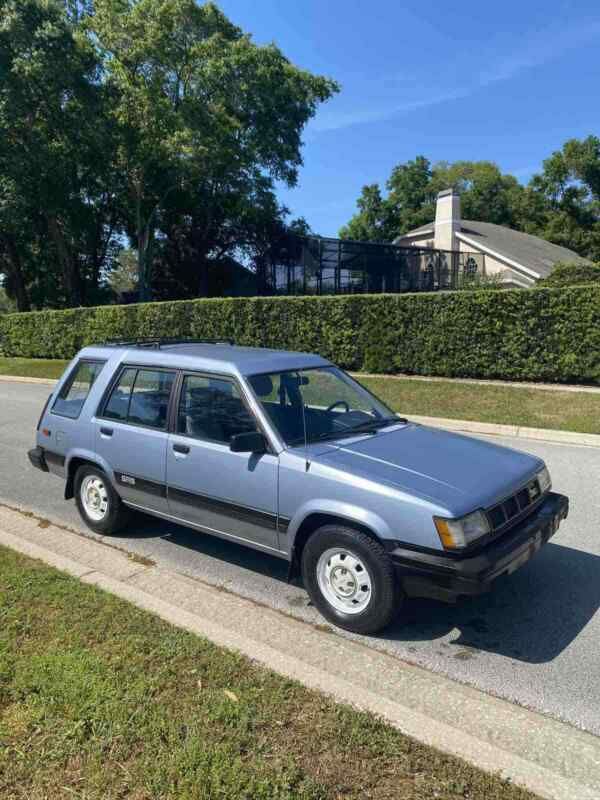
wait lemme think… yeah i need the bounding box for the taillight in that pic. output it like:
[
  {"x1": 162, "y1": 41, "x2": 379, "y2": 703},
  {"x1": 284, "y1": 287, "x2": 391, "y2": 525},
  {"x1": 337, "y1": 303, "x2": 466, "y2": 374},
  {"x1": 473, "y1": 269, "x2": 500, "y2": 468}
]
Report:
[{"x1": 37, "y1": 393, "x2": 52, "y2": 430}]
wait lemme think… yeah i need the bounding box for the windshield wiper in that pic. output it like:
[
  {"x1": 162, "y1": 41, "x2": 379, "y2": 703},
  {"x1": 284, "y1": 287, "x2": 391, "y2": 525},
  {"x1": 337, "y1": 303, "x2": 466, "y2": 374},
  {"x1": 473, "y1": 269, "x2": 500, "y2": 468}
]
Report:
[
  {"x1": 293, "y1": 416, "x2": 407, "y2": 446},
  {"x1": 346, "y1": 416, "x2": 407, "y2": 434}
]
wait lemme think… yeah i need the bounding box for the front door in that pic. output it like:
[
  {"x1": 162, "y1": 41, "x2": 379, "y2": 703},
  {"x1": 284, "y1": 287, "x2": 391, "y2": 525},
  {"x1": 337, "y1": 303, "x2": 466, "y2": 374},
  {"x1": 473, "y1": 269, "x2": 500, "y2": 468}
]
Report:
[
  {"x1": 166, "y1": 372, "x2": 280, "y2": 553},
  {"x1": 94, "y1": 366, "x2": 176, "y2": 512}
]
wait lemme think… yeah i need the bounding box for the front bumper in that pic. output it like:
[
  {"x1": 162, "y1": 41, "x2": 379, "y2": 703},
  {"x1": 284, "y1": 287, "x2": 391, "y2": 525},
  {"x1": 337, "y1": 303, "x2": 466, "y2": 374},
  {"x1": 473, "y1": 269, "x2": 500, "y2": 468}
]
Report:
[
  {"x1": 28, "y1": 446, "x2": 49, "y2": 473},
  {"x1": 391, "y1": 492, "x2": 569, "y2": 603}
]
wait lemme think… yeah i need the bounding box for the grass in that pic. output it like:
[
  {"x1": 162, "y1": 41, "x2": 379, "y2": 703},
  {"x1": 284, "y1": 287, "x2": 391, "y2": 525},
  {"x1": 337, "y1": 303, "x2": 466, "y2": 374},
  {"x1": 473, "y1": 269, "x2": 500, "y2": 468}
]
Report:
[
  {"x1": 1, "y1": 355, "x2": 599, "y2": 435},
  {"x1": 0, "y1": 357, "x2": 69, "y2": 379},
  {"x1": 0, "y1": 546, "x2": 536, "y2": 800},
  {"x1": 360, "y1": 375, "x2": 600, "y2": 435}
]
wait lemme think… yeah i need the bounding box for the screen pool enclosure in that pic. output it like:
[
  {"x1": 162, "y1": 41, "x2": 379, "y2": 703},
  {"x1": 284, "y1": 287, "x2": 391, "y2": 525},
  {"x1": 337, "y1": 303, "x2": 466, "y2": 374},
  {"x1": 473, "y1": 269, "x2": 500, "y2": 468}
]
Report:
[{"x1": 257, "y1": 234, "x2": 485, "y2": 295}]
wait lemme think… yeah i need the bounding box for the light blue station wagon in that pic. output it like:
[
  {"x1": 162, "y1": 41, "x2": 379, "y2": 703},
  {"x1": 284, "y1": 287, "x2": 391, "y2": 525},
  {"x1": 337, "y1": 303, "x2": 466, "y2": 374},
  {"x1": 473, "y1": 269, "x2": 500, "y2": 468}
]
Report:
[{"x1": 29, "y1": 339, "x2": 569, "y2": 634}]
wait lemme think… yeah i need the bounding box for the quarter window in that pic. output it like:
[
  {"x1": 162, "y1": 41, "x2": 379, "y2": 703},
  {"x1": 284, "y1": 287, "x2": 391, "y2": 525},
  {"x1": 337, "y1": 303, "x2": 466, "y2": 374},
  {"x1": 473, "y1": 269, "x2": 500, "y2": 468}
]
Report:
[
  {"x1": 177, "y1": 375, "x2": 257, "y2": 444},
  {"x1": 53, "y1": 360, "x2": 105, "y2": 419},
  {"x1": 103, "y1": 368, "x2": 175, "y2": 430}
]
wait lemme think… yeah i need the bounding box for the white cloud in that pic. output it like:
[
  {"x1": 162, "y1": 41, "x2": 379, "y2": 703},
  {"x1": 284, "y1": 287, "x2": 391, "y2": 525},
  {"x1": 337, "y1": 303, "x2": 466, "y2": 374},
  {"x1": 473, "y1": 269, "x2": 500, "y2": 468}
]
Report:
[
  {"x1": 311, "y1": 18, "x2": 600, "y2": 134},
  {"x1": 310, "y1": 87, "x2": 471, "y2": 133}
]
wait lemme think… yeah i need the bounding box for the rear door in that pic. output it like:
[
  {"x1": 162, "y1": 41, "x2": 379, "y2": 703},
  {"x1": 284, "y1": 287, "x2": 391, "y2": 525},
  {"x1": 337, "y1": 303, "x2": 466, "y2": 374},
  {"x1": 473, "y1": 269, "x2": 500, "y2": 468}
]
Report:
[
  {"x1": 94, "y1": 366, "x2": 176, "y2": 512},
  {"x1": 166, "y1": 372, "x2": 281, "y2": 553}
]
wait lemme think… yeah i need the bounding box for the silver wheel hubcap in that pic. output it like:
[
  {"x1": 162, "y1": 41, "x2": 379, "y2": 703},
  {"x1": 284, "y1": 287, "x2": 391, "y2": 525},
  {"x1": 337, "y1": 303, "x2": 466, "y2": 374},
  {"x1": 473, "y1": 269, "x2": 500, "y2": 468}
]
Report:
[
  {"x1": 316, "y1": 548, "x2": 372, "y2": 615},
  {"x1": 81, "y1": 475, "x2": 109, "y2": 522}
]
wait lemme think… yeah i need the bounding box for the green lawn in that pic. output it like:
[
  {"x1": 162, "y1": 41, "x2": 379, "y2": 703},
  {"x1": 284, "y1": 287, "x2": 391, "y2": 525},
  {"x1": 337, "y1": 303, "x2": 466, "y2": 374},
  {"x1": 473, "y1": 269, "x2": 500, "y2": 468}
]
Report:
[
  {"x1": 1, "y1": 356, "x2": 598, "y2": 435},
  {"x1": 0, "y1": 356, "x2": 69, "y2": 379},
  {"x1": 359, "y1": 375, "x2": 600, "y2": 435},
  {"x1": 0, "y1": 546, "x2": 536, "y2": 800}
]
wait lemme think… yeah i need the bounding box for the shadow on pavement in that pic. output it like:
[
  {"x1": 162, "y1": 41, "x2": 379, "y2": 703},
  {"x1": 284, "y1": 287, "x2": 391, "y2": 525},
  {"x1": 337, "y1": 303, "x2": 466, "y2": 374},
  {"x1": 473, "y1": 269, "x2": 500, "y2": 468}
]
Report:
[
  {"x1": 120, "y1": 512, "x2": 291, "y2": 583},
  {"x1": 117, "y1": 514, "x2": 599, "y2": 663},
  {"x1": 387, "y1": 542, "x2": 600, "y2": 663}
]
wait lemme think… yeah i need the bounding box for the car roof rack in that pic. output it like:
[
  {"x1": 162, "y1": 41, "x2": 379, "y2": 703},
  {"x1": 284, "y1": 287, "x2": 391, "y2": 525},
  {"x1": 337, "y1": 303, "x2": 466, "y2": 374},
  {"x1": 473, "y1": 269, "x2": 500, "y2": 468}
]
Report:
[{"x1": 103, "y1": 337, "x2": 235, "y2": 349}]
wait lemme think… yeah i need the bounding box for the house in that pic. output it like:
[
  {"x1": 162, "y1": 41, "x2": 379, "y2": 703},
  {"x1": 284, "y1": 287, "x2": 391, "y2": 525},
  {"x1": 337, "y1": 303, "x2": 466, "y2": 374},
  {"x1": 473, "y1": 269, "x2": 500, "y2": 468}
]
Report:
[{"x1": 395, "y1": 189, "x2": 591, "y2": 288}]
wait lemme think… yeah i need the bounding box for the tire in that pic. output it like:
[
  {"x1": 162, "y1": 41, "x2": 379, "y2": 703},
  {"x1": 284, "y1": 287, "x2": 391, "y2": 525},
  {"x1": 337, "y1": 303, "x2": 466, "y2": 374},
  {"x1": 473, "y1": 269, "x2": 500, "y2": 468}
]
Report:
[
  {"x1": 301, "y1": 524, "x2": 401, "y2": 635},
  {"x1": 74, "y1": 464, "x2": 130, "y2": 536}
]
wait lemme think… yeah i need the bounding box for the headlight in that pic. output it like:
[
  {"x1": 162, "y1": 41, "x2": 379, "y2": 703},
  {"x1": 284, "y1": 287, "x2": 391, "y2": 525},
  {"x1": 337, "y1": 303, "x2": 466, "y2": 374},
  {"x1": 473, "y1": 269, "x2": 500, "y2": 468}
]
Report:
[
  {"x1": 537, "y1": 465, "x2": 552, "y2": 494},
  {"x1": 434, "y1": 509, "x2": 491, "y2": 550}
]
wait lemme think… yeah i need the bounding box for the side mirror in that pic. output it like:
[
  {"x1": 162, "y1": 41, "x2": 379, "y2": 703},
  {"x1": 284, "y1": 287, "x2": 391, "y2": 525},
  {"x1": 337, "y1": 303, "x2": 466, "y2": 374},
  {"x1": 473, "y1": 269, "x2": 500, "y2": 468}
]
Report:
[{"x1": 230, "y1": 431, "x2": 267, "y2": 454}]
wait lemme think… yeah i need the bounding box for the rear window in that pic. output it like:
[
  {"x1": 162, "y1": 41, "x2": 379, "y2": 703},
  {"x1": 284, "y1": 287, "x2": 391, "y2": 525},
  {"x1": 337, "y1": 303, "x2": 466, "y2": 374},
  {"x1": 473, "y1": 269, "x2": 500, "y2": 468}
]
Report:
[
  {"x1": 103, "y1": 367, "x2": 175, "y2": 430},
  {"x1": 52, "y1": 360, "x2": 105, "y2": 419}
]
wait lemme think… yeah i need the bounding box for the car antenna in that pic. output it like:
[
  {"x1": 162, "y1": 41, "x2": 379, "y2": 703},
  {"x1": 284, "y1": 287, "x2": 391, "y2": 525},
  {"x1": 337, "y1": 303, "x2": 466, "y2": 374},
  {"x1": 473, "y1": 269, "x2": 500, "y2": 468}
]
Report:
[{"x1": 297, "y1": 371, "x2": 311, "y2": 472}]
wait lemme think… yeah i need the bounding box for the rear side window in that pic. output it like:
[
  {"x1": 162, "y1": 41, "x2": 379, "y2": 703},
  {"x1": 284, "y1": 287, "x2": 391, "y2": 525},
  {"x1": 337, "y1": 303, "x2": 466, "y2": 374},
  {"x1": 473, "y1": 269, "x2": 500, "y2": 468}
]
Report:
[
  {"x1": 52, "y1": 360, "x2": 105, "y2": 419},
  {"x1": 103, "y1": 367, "x2": 175, "y2": 430}
]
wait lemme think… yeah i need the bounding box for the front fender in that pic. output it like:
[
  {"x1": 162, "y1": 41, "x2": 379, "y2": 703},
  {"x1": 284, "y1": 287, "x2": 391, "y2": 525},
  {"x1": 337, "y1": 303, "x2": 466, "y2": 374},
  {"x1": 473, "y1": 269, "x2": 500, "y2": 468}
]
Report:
[{"x1": 286, "y1": 498, "x2": 392, "y2": 550}]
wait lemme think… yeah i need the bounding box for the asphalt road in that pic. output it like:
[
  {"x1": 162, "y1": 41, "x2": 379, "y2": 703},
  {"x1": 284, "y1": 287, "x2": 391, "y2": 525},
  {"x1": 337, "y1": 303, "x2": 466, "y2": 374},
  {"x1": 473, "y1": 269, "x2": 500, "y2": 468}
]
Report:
[{"x1": 2, "y1": 380, "x2": 600, "y2": 735}]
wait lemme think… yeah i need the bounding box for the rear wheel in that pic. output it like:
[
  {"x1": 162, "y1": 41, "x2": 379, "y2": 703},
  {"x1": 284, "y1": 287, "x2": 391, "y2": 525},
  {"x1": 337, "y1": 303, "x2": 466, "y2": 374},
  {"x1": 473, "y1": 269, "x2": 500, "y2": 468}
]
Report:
[
  {"x1": 301, "y1": 524, "x2": 401, "y2": 634},
  {"x1": 74, "y1": 464, "x2": 130, "y2": 535}
]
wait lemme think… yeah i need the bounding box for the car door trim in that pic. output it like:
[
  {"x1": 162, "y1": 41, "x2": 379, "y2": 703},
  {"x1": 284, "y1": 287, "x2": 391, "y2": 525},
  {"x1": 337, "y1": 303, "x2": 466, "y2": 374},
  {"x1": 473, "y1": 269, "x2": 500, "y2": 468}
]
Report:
[
  {"x1": 114, "y1": 471, "x2": 167, "y2": 498},
  {"x1": 112, "y1": 471, "x2": 289, "y2": 534},
  {"x1": 168, "y1": 484, "x2": 281, "y2": 531},
  {"x1": 123, "y1": 500, "x2": 289, "y2": 558}
]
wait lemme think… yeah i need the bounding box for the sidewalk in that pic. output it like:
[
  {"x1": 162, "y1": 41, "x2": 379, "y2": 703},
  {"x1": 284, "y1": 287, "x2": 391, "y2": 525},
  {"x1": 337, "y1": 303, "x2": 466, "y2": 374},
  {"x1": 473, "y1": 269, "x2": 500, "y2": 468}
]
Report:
[{"x1": 1, "y1": 503, "x2": 600, "y2": 800}]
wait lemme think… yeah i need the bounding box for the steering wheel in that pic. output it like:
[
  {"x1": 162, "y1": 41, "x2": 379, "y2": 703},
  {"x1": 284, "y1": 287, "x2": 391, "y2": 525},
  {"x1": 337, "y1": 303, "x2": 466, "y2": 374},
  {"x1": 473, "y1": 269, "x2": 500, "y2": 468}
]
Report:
[{"x1": 326, "y1": 400, "x2": 350, "y2": 414}]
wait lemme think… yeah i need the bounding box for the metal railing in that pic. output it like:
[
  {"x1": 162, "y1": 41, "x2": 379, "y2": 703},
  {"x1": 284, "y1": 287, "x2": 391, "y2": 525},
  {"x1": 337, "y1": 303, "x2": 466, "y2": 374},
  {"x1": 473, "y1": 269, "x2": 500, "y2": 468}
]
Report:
[{"x1": 257, "y1": 235, "x2": 485, "y2": 295}]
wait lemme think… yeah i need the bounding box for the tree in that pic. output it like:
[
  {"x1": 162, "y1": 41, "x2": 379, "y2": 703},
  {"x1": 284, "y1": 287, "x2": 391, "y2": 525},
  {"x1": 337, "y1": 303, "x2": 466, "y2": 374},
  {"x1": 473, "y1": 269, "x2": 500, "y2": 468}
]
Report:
[
  {"x1": 526, "y1": 137, "x2": 600, "y2": 261},
  {"x1": 109, "y1": 249, "x2": 139, "y2": 295},
  {"x1": 340, "y1": 157, "x2": 525, "y2": 242},
  {"x1": 0, "y1": 284, "x2": 15, "y2": 313},
  {"x1": 0, "y1": 0, "x2": 120, "y2": 309},
  {"x1": 537, "y1": 261, "x2": 600, "y2": 287},
  {"x1": 339, "y1": 149, "x2": 599, "y2": 262},
  {"x1": 88, "y1": 0, "x2": 338, "y2": 299}
]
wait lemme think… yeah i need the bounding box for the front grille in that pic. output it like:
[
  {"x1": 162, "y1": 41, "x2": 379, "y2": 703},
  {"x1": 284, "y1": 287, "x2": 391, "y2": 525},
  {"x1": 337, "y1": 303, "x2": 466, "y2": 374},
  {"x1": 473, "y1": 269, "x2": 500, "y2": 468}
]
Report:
[{"x1": 487, "y1": 478, "x2": 541, "y2": 531}]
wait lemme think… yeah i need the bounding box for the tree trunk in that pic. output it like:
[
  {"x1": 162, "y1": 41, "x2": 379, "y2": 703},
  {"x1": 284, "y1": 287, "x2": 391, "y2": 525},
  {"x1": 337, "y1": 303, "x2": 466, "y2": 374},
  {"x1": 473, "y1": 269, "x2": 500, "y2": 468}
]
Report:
[
  {"x1": 1, "y1": 235, "x2": 31, "y2": 311},
  {"x1": 47, "y1": 214, "x2": 83, "y2": 306}
]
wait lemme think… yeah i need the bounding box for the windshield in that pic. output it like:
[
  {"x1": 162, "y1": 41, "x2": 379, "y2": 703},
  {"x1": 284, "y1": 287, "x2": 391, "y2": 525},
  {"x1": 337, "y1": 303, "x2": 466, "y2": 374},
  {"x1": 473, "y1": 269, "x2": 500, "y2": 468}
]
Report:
[{"x1": 247, "y1": 367, "x2": 401, "y2": 446}]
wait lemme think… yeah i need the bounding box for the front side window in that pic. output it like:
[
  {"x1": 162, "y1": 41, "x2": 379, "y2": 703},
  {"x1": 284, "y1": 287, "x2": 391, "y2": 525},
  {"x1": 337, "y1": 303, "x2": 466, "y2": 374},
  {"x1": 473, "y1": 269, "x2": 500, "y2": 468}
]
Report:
[
  {"x1": 53, "y1": 360, "x2": 105, "y2": 419},
  {"x1": 248, "y1": 367, "x2": 397, "y2": 446},
  {"x1": 103, "y1": 368, "x2": 175, "y2": 430},
  {"x1": 177, "y1": 374, "x2": 258, "y2": 444}
]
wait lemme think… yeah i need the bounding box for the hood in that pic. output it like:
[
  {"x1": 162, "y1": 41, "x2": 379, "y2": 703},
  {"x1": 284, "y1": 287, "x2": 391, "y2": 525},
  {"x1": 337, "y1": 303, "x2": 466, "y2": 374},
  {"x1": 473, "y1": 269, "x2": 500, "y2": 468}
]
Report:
[{"x1": 312, "y1": 423, "x2": 543, "y2": 516}]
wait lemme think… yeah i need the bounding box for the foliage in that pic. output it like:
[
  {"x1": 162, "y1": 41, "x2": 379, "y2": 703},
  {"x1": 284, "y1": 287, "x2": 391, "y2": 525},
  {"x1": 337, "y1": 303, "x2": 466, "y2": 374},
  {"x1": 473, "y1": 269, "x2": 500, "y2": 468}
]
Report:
[
  {"x1": 0, "y1": 0, "x2": 120, "y2": 310},
  {"x1": 0, "y1": 287, "x2": 15, "y2": 313},
  {"x1": 340, "y1": 145, "x2": 600, "y2": 262},
  {"x1": 456, "y1": 273, "x2": 505, "y2": 291},
  {"x1": 2, "y1": 287, "x2": 600, "y2": 384},
  {"x1": 0, "y1": 0, "x2": 337, "y2": 309},
  {"x1": 109, "y1": 249, "x2": 138, "y2": 295},
  {"x1": 537, "y1": 261, "x2": 600, "y2": 287}
]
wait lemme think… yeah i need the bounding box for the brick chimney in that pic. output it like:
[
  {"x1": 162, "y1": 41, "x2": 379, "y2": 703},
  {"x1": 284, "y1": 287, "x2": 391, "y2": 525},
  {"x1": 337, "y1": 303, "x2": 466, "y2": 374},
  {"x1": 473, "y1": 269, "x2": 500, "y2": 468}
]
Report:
[{"x1": 434, "y1": 188, "x2": 461, "y2": 252}]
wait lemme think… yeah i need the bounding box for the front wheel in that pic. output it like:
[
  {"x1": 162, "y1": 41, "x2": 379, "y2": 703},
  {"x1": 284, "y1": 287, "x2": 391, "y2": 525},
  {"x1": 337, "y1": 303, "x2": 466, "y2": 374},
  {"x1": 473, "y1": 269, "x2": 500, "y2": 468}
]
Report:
[
  {"x1": 74, "y1": 464, "x2": 130, "y2": 535},
  {"x1": 301, "y1": 525, "x2": 401, "y2": 634}
]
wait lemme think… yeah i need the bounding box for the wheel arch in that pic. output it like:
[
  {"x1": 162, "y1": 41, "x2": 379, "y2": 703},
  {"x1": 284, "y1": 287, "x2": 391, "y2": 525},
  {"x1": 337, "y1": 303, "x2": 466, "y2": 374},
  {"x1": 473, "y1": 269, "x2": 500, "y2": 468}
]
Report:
[
  {"x1": 286, "y1": 502, "x2": 391, "y2": 581},
  {"x1": 64, "y1": 450, "x2": 114, "y2": 500}
]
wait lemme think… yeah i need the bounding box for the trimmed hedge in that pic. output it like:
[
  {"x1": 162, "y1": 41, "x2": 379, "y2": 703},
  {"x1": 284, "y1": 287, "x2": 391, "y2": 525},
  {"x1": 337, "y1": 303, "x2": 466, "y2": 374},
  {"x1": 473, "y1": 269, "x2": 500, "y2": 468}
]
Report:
[{"x1": 1, "y1": 286, "x2": 600, "y2": 383}]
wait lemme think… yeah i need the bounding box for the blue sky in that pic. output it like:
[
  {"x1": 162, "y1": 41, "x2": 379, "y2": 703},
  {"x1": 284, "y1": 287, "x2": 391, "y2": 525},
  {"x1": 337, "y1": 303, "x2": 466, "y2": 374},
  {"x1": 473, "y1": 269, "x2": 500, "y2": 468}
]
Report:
[{"x1": 218, "y1": 0, "x2": 600, "y2": 237}]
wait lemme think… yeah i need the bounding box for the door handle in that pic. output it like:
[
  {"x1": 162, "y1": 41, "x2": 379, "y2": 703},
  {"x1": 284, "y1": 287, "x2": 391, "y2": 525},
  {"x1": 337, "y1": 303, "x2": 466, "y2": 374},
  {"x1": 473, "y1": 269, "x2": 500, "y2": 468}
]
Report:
[
  {"x1": 173, "y1": 443, "x2": 190, "y2": 455},
  {"x1": 100, "y1": 427, "x2": 113, "y2": 438}
]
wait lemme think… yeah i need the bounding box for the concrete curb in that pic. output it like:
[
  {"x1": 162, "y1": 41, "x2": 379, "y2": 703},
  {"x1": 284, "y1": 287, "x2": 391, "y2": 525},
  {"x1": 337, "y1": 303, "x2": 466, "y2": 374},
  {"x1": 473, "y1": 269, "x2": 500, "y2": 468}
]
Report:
[
  {"x1": 0, "y1": 374, "x2": 57, "y2": 385},
  {"x1": 1, "y1": 372, "x2": 599, "y2": 447},
  {"x1": 1, "y1": 505, "x2": 600, "y2": 800}
]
